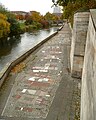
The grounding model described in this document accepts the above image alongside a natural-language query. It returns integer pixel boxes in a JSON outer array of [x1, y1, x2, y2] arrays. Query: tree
[[55, 0, 96, 8], [40, 19, 49, 28], [30, 11, 42, 22], [7, 16, 21, 35], [55, 0, 70, 6], [56, 0, 96, 26], [16, 14, 25, 20], [25, 18, 33, 25], [0, 4, 22, 35], [0, 4, 8, 14], [44, 12, 61, 25], [0, 13, 10, 38], [44, 12, 54, 21]]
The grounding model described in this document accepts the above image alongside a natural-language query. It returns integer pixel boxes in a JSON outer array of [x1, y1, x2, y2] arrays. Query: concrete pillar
[[70, 12, 90, 78]]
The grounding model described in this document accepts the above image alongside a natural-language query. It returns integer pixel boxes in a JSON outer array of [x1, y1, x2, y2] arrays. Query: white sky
[[0, 0, 54, 15]]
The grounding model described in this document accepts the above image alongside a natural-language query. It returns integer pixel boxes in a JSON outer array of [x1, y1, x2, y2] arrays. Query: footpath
[[0, 23, 81, 120]]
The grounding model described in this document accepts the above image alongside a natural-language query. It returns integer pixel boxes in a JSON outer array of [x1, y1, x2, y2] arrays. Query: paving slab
[[0, 23, 81, 120]]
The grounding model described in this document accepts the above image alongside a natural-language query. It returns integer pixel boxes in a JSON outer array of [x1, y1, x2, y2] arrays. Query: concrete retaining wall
[[0, 30, 60, 88], [81, 9, 96, 120], [70, 12, 89, 78]]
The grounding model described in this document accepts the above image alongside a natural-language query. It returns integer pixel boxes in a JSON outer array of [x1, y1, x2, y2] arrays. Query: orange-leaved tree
[[30, 11, 42, 22]]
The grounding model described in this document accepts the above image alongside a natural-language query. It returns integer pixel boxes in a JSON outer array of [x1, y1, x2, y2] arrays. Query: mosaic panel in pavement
[[1, 28, 69, 119]]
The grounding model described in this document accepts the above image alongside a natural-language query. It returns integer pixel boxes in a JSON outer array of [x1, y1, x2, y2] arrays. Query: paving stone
[[0, 23, 81, 120]]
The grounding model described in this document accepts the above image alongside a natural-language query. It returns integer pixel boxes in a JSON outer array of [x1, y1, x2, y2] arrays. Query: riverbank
[[0, 23, 81, 120], [0, 27, 60, 71], [0, 26, 64, 87], [19, 22, 50, 33]]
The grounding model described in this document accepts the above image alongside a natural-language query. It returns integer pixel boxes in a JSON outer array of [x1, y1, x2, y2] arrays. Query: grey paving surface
[[0, 23, 81, 120]]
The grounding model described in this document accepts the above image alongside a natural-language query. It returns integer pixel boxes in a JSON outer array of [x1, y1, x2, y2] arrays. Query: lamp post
[[52, 0, 58, 7]]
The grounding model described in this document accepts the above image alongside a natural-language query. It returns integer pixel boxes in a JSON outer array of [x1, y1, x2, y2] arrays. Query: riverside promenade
[[0, 23, 81, 120]]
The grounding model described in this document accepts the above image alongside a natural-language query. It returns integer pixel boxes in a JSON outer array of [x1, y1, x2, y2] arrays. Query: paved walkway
[[0, 23, 81, 120]]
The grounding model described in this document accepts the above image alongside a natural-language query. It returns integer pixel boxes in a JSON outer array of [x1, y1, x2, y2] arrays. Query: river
[[0, 27, 59, 71]]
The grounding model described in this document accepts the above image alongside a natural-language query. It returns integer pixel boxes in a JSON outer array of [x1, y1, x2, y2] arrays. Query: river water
[[0, 27, 59, 71]]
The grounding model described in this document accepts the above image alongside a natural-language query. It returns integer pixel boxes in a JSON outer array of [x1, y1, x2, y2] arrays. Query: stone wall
[[81, 9, 96, 120], [70, 12, 89, 78]]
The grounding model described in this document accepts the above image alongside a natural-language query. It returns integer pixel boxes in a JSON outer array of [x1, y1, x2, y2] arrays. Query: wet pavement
[[0, 23, 81, 120]]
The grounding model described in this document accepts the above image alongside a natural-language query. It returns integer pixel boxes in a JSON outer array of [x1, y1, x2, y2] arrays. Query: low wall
[[58, 26, 64, 31], [81, 9, 96, 120], [0, 30, 59, 88], [70, 12, 89, 78]]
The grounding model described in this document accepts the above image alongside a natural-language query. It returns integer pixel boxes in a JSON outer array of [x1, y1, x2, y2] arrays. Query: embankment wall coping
[[0, 26, 63, 88]]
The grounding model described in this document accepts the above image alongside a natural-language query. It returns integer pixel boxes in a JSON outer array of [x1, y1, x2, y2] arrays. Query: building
[[53, 6, 62, 17], [53, 6, 61, 13], [11, 11, 28, 16], [53, 6, 63, 25]]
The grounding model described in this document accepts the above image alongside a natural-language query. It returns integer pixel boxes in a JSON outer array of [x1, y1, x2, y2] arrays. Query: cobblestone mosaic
[[0, 23, 81, 120]]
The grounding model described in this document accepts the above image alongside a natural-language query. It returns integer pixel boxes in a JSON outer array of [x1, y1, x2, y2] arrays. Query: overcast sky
[[0, 0, 54, 15]]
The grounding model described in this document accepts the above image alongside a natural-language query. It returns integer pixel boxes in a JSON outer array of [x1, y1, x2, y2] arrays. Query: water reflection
[[0, 35, 21, 57], [0, 27, 59, 71]]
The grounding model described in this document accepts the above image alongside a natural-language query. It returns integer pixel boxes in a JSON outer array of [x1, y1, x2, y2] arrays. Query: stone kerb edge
[[57, 26, 63, 31], [0, 30, 60, 88]]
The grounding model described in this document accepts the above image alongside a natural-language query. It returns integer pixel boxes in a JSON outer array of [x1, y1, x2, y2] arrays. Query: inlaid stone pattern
[[1, 24, 70, 119]]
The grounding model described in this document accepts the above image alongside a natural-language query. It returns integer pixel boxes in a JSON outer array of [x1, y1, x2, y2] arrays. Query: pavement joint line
[[1, 84, 14, 116], [0, 23, 81, 120]]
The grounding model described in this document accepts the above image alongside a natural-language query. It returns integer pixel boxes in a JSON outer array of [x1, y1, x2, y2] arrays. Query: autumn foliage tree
[[40, 20, 49, 28], [16, 14, 25, 20], [44, 12, 54, 22], [44, 12, 60, 25], [25, 11, 50, 29], [54, 0, 96, 25], [0, 4, 22, 36], [0, 13, 10, 38], [30, 11, 42, 22]]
